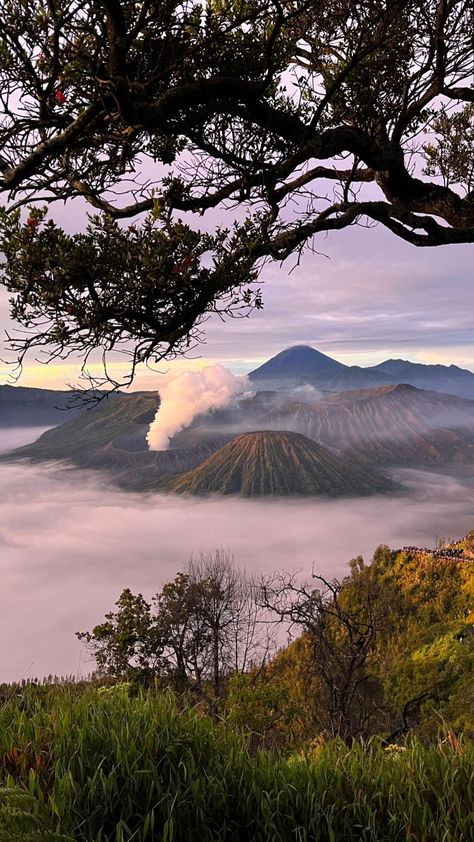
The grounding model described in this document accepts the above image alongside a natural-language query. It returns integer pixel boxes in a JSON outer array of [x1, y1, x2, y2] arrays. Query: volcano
[[166, 430, 392, 497]]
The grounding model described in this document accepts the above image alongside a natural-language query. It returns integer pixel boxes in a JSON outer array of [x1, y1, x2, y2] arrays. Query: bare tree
[[186, 550, 273, 702], [78, 550, 272, 702], [260, 562, 391, 742]]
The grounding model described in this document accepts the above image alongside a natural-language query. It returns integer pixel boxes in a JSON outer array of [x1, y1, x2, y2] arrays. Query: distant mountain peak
[[248, 347, 474, 399], [286, 344, 315, 351], [249, 345, 346, 383]]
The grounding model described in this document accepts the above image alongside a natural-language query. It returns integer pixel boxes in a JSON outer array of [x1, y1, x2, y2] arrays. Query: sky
[[1, 207, 473, 390]]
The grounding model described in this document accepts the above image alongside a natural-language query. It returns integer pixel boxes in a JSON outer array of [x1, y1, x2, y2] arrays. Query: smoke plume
[[147, 364, 251, 451]]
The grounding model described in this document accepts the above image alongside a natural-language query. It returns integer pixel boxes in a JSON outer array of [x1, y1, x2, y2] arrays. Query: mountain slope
[[174, 384, 474, 468], [7, 392, 160, 462], [167, 430, 392, 497], [3, 390, 231, 490], [322, 367, 394, 391], [260, 384, 474, 466], [0, 384, 91, 427]]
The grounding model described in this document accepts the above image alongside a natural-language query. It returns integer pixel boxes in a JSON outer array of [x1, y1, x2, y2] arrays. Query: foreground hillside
[[1, 534, 474, 840], [168, 430, 392, 496]]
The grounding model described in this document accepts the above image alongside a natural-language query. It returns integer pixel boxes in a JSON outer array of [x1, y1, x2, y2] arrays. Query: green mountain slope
[[7, 392, 160, 462], [167, 430, 393, 497]]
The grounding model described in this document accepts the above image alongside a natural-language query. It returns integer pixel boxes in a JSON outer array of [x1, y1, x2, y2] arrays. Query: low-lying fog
[[1, 428, 474, 683], [0, 427, 53, 452]]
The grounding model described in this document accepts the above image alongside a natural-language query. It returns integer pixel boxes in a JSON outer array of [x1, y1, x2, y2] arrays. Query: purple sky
[[1, 208, 473, 389]]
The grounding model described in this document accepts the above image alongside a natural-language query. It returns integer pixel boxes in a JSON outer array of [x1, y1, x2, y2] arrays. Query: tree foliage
[[77, 550, 270, 701], [0, 0, 472, 386]]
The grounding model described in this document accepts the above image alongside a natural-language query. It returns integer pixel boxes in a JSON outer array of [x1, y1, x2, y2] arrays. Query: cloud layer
[[1, 430, 474, 682], [202, 225, 474, 369]]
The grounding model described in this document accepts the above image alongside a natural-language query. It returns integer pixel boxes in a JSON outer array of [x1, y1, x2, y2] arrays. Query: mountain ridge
[[172, 382, 474, 468], [248, 346, 474, 399], [0, 383, 93, 427]]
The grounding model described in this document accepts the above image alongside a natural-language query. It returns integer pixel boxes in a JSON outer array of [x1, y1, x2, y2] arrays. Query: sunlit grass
[[0, 684, 472, 841]]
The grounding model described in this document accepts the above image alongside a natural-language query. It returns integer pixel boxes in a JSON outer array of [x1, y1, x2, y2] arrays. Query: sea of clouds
[[2, 428, 474, 683]]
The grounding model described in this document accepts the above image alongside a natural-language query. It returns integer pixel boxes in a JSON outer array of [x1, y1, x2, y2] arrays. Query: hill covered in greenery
[[1, 534, 474, 840]]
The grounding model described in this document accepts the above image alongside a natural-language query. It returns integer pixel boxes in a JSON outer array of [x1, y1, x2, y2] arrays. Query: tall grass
[[0, 684, 472, 841]]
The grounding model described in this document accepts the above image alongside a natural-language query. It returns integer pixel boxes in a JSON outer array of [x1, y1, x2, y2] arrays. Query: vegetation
[[258, 543, 474, 745], [77, 550, 271, 700], [1, 685, 474, 841], [1, 539, 473, 839], [0, 1, 472, 389], [77, 541, 474, 743]]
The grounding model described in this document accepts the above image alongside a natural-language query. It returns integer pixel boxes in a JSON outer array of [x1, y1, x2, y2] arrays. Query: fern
[[0, 787, 73, 841]]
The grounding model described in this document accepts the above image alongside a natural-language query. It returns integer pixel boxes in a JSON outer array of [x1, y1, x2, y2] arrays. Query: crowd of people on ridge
[[402, 545, 466, 560]]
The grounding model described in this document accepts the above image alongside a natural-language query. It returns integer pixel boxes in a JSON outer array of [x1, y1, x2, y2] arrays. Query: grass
[[0, 683, 473, 841]]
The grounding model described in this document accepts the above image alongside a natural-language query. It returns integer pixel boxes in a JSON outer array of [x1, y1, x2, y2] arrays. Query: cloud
[[2, 429, 474, 682], [0, 427, 53, 453], [202, 225, 474, 369]]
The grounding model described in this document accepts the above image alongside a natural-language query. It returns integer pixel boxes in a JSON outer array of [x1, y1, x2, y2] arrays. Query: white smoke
[[147, 364, 252, 451]]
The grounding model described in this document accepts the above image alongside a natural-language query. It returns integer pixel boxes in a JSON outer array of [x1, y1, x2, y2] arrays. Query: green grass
[[0, 684, 473, 841]]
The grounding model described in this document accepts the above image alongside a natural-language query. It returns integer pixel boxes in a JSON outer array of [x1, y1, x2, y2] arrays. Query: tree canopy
[[77, 550, 270, 701], [0, 0, 472, 387]]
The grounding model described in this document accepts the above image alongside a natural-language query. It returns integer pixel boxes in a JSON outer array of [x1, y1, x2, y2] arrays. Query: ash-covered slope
[[3, 390, 230, 490], [267, 384, 474, 466], [174, 384, 474, 468], [167, 430, 392, 497]]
